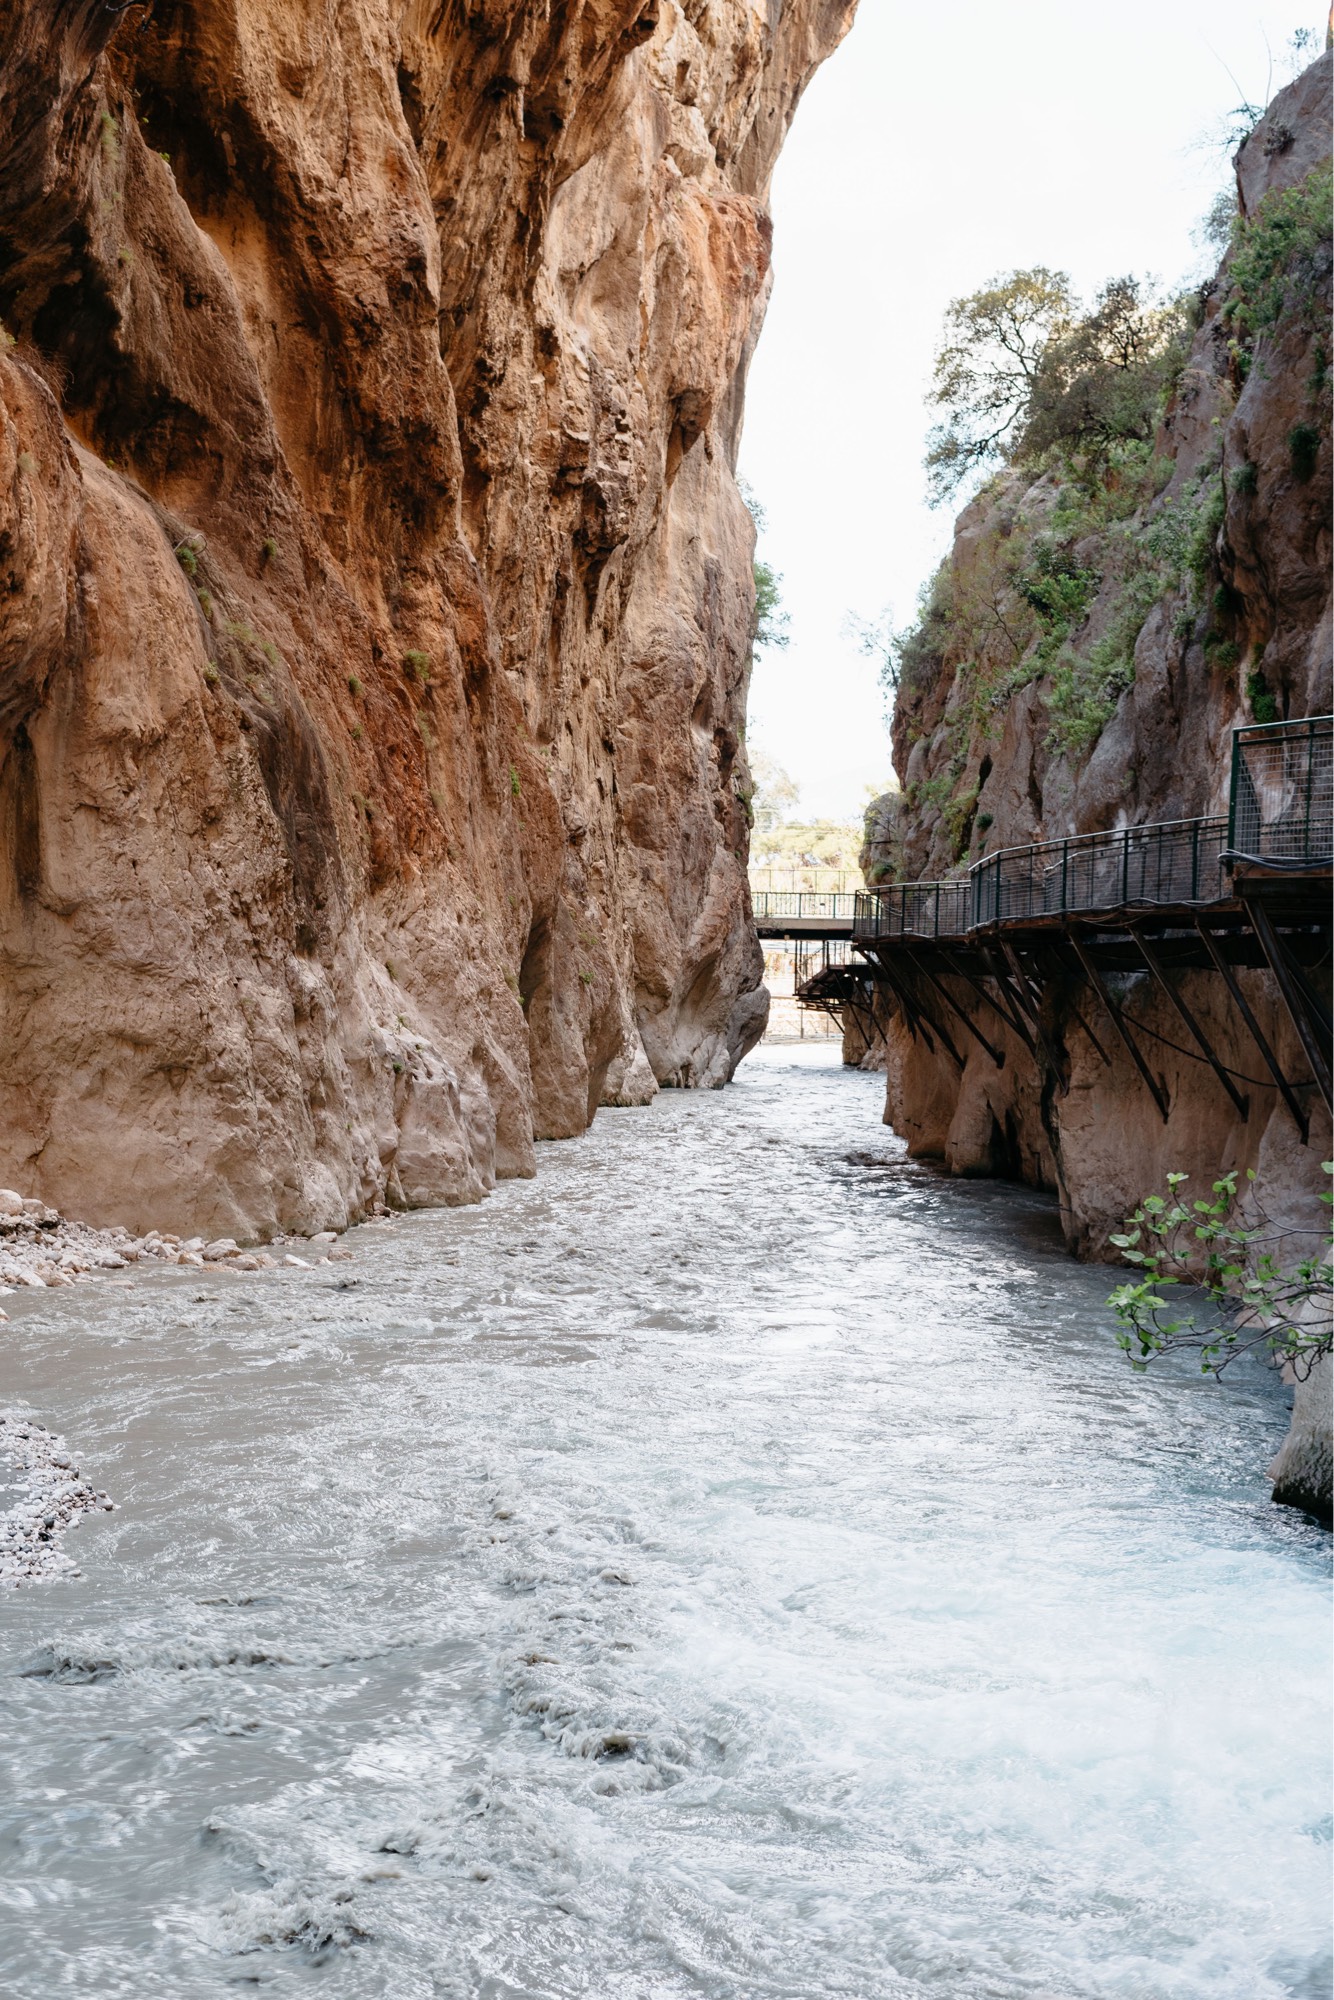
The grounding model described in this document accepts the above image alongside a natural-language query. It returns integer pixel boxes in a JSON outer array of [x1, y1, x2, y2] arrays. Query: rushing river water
[[1, 1044, 1330, 2000]]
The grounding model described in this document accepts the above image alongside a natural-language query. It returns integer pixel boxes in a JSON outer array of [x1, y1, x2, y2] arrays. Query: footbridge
[[772, 716, 1333, 1135]]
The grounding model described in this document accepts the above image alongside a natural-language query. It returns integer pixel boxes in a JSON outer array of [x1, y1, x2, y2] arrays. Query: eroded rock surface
[[0, 0, 855, 1237], [863, 57, 1331, 1251]]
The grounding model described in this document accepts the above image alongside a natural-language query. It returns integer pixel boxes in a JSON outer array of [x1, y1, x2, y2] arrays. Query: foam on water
[[0, 1046, 1329, 1998]]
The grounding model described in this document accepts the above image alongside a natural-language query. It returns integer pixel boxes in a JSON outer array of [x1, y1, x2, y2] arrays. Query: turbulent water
[[1, 1045, 1330, 2000]]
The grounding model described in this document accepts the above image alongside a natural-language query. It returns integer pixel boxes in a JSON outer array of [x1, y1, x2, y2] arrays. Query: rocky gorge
[[0, 0, 855, 1242], [856, 53, 1332, 1518]]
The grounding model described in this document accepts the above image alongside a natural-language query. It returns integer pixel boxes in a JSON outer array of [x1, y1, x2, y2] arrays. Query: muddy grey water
[[1, 1046, 1329, 2000]]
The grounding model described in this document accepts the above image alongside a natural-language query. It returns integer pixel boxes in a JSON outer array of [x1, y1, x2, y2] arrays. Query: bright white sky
[[739, 0, 1327, 822]]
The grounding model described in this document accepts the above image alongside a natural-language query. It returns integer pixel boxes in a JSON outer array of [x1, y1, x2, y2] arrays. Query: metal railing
[[752, 891, 860, 921], [852, 878, 973, 942], [971, 816, 1230, 927], [849, 717, 1331, 947], [1229, 715, 1333, 867], [854, 817, 1233, 944]]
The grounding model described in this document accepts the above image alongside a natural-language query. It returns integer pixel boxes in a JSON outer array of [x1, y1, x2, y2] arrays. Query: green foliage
[[1229, 460, 1258, 495], [925, 268, 1073, 501], [174, 540, 199, 579], [1108, 1165, 1332, 1378], [347, 674, 362, 696], [753, 559, 789, 652], [1246, 668, 1279, 723], [509, 764, 521, 799], [1288, 422, 1321, 480], [1017, 277, 1191, 480], [403, 649, 431, 683], [1222, 163, 1333, 348], [260, 538, 278, 562], [925, 269, 1189, 501]]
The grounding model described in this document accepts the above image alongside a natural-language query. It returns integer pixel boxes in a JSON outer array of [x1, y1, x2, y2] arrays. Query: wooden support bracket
[[1194, 919, 1309, 1143], [1132, 929, 1249, 1120], [1069, 935, 1170, 1122]]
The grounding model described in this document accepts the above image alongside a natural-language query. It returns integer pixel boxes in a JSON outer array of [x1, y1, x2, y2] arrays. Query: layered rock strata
[[0, 0, 855, 1238]]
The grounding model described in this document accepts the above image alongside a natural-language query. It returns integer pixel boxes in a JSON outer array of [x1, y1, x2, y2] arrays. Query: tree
[[1108, 1165, 1332, 1378], [748, 750, 800, 841], [754, 559, 790, 652], [924, 268, 1074, 503], [1017, 276, 1189, 474], [843, 605, 899, 694]]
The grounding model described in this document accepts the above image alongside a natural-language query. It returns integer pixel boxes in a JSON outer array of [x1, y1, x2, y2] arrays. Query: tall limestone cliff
[[864, 56, 1332, 1513], [0, 0, 855, 1237], [869, 54, 1330, 1226]]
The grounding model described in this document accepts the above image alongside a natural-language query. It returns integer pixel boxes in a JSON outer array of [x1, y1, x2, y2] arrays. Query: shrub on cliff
[[1109, 1165, 1333, 1378], [1222, 161, 1333, 362]]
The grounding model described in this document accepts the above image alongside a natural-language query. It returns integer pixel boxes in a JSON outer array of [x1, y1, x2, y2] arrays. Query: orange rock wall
[[0, 0, 855, 1235]]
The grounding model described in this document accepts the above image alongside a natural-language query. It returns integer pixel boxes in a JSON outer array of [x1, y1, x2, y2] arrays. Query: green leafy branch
[[1108, 1165, 1332, 1379]]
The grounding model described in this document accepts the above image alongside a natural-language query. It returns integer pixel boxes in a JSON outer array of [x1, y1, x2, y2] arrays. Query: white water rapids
[[1, 1044, 1329, 1998]]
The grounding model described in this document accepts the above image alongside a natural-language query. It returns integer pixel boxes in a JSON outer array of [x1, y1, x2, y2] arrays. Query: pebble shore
[[0, 1413, 115, 1587], [0, 1186, 355, 1317]]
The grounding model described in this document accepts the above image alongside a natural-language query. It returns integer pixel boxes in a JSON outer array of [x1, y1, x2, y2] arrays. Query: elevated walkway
[[752, 891, 858, 941], [805, 716, 1333, 1133]]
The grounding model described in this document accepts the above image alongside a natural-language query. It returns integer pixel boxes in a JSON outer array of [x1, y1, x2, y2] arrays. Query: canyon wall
[[858, 56, 1331, 1516], [864, 55, 1331, 1255], [0, 0, 855, 1237]]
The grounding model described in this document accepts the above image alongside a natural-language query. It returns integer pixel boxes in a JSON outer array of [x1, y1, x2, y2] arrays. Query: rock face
[[866, 55, 1331, 1241], [0, 0, 854, 1237], [863, 59, 1331, 1511]]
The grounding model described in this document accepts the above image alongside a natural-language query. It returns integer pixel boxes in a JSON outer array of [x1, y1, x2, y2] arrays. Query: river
[[1, 1044, 1329, 1999]]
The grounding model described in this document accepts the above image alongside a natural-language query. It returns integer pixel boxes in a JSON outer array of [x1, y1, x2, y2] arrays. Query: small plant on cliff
[[1222, 162, 1334, 354], [403, 649, 432, 684], [1108, 1165, 1333, 1379], [509, 765, 521, 799]]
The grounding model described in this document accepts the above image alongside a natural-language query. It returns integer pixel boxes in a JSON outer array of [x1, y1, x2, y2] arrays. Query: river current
[[1, 1044, 1329, 1999]]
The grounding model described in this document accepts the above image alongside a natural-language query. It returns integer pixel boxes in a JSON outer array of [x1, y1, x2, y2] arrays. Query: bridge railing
[[835, 716, 1334, 949], [752, 891, 860, 921], [852, 878, 972, 941]]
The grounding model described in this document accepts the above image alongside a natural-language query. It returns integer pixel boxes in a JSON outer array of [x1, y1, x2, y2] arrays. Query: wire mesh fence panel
[[1230, 717, 1333, 863]]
